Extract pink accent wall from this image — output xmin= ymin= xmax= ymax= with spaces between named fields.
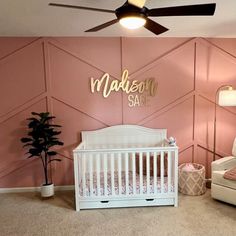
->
xmin=0 ymin=37 xmax=236 ymax=187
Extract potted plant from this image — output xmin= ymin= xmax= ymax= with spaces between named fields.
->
xmin=21 ymin=112 xmax=63 ymax=197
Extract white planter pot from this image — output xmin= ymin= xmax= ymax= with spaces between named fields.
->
xmin=41 ymin=183 xmax=54 ymax=198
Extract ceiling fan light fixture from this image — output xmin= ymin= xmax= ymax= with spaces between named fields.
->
xmin=49 ymin=2 xmax=216 ymax=35
xmin=119 ymin=16 xmax=146 ymax=29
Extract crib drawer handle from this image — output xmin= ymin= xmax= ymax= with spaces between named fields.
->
xmin=146 ymin=199 xmax=154 ymax=202
xmin=101 ymin=201 xmax=109 ymax=203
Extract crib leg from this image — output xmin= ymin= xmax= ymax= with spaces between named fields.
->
xmin=75 ymin=203 xmax=80 ymax=212
xmin=75 ymin=190 xmax=80 ymax=212
xmin=174 ymin=197 xmax=178 ymax=207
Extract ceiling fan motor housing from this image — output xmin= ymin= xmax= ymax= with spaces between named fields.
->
xmin=115 ymin=4 xmax=148 ymax=20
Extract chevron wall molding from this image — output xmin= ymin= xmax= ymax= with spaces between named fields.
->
xmin=0 ymin=37 xmax=236 ymax=187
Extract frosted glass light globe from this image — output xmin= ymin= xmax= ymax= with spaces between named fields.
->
xmin=119 ymin=16 xmax=146 ymax=29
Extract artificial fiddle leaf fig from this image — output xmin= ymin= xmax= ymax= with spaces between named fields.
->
xmin=21 ymin=112 xmax=64 ymax=185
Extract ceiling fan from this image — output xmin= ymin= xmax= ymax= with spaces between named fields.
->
xmin=49 ymin=0 xmax=216 ymax=35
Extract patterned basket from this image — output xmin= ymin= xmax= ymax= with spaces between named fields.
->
xmin=178 ymin=163 xmax=206 ymax=196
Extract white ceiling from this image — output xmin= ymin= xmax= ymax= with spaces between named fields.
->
xmin=0 ymin=0 xmax=236 ymax=37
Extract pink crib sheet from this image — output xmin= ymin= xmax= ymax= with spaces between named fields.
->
xmin=79 ymin=171 xmax=174 ymax=196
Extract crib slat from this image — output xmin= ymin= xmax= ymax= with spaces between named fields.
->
xmin=153 ymin=152 xmax=157 ymax=195
xmin=146 ymin=152 xmax=150 ymax=195
xmin=174 ymin=150 xmax=179 ymax=207
xmin=78 ymin=154 xmax=82 ymax=185
xmin=132 ymin=152 xmax=136 ymax=195
xmin=139 ymin=152 xmax=143 ymax=194
xmin=168 ymin=151 xmax=171 ymax=193
xmin=125 ymin=152 xmax=129 ymax=195
xmin=161 ymin=151 xmax=164 ymax=193
xmin=89 ymin=153 xmax=93 ymax=196
xmin=118 ymin=153 xmax=122 ymax=195
xmin=111 ymin=153 xmax=115 ymax=196
xmin=96 ymin=154 xmax=100 ymax=196
xmin=82 ymin=154 xmax=86 ymax=197
xmin=104 ymin=153 xmax=108 ymax=196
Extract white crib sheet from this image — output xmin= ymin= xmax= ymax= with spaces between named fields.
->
xmin=79 ymin=171 xmax=174 ymax=196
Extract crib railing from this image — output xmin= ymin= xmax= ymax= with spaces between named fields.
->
xmin=73 ymin=143 xmax=178 ymax=209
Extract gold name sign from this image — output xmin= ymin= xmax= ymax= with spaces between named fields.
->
xmin=90 ymin=69 xmax=158 ymax=107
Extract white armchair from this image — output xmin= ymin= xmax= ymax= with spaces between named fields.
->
xmin=211 ymin=138 xmax=236 ymax=205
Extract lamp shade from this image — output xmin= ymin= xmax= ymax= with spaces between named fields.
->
xmin=218 ymin=89 xmax=236 ymax=106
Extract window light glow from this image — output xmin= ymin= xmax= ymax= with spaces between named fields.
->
xmin=119 ymin=16 xmax=146 ymax=29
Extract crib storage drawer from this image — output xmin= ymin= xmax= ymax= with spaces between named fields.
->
xmin=79 ymin=197 xmax=176 ymax=210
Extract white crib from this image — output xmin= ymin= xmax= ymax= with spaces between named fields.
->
xmin=73 ymin=125 xmax=178 ymax=211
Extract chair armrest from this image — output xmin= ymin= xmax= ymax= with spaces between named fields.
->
xmin=212 ymin=156 xmax=236 ymax=171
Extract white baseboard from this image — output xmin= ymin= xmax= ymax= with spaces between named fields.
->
xmin=55 ymin=185 xmax=74 ymax=191
xmin=0 ymin=185 xmax=75 ymax=194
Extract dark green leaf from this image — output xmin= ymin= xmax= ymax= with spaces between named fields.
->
xmin=49 ymin=124 xmax=62 ymax=127
xmin=27 ymin=117 xmax=39 ymax=122
xmin=31 ymin=112 xmax=40 ymax=116
xmin=21 ymin=137 xmax=32 ymax=143
xmin=40 ymin=112 xmax=50 ymax=118
xmin=23 ymin=143 xmax=33 ymax=148
xmin=47 ymin=151 xmax=57 ymax=156
xmin=29 ymin=148 xmax=41 ymax=156
xmin=28 ymin=121 xmax=40 ymax=128
xmin=57 ymin=141 xmax=64 ymax=145
xmin=52 ymin=131 xmax=61 ymax=135
xmin=48 ymin=141 xmax=64 ymax=146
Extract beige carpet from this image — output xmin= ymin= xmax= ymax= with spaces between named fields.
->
xmin=0 ymin=190 xmax=235 ymax=236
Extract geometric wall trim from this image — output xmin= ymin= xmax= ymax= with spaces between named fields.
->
xmin=0 ymin=37 xmax=236 ymax=187
xmin=0 ymin=40 xmax=45 ymax=117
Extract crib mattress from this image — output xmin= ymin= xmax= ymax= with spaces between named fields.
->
xmin=79 ymin=171 xmax=174 ymax=196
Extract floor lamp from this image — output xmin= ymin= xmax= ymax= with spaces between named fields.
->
xmin=213 ymin=85 xmax=236 ymax=161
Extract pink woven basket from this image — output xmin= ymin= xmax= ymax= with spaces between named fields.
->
xmin=178 ymin=163 xmax=206 ymax=196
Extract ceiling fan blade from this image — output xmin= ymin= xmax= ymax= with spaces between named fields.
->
xmin=85 ymin=19 xmax=119 ymax=32
xmin=49 ymin=3 xmax=115 ymax=13
xmin=148 ymin=3 xmax=216 ymax=17
xmin=128 ymin=0 xmax=146 ymax=8
xmin=144 ymin=18 xmax=168 ymax=35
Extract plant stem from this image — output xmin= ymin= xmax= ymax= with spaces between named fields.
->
xmin=40 ymin=154 xmax=45 ymax=169
xmin=44 ymin=152 xmax=48 ymax=185
xmin=40 ymin=154 xmax=47 ymax=185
